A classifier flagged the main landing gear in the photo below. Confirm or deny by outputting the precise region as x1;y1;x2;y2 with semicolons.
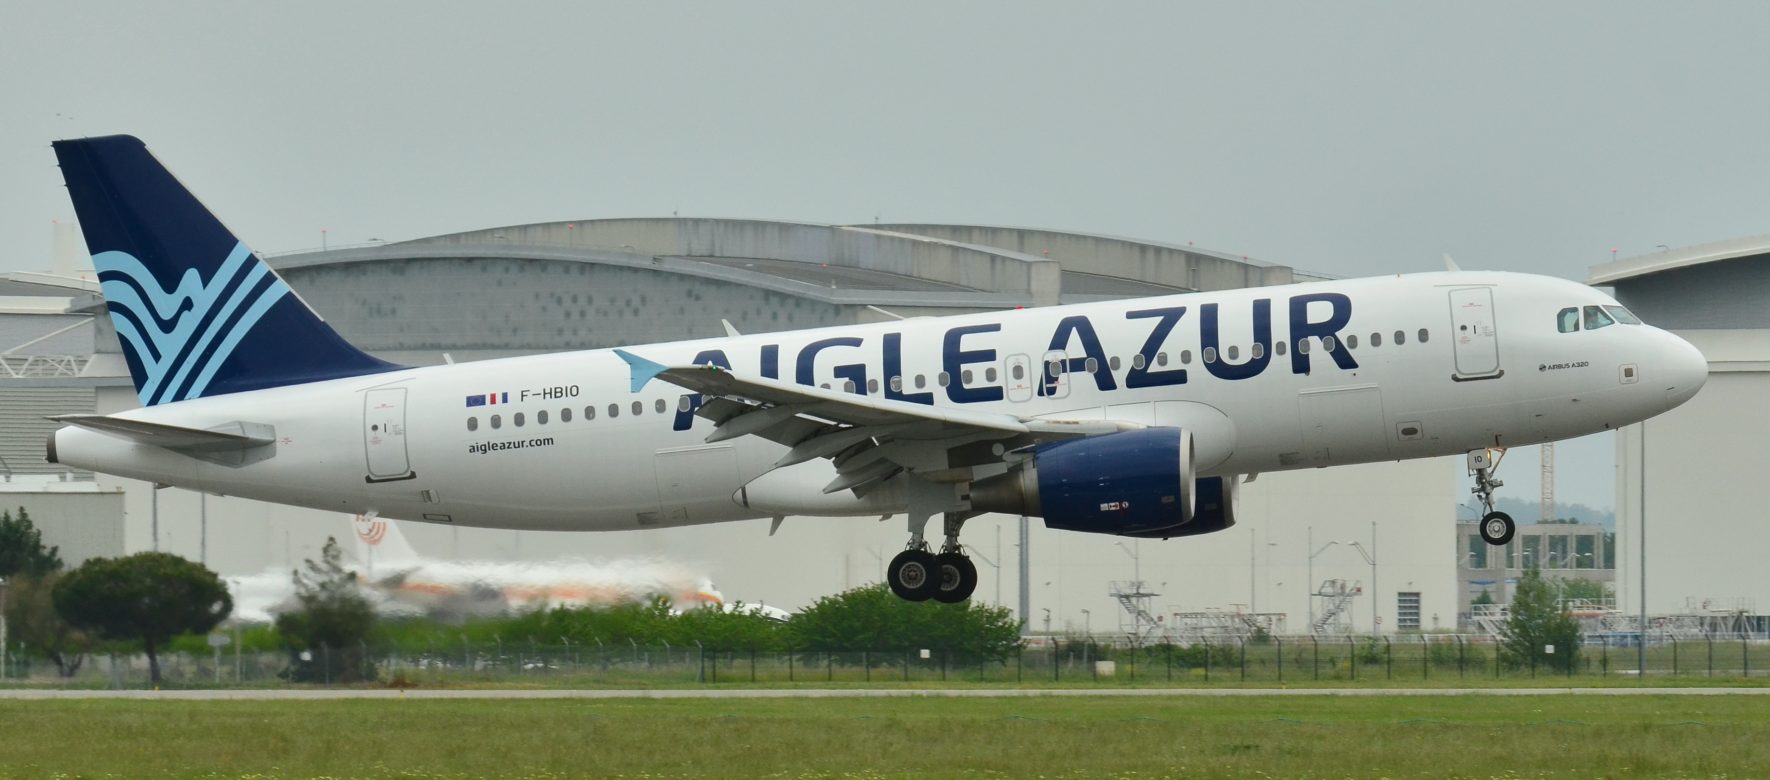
1468;448;1515;546
887;512;979;603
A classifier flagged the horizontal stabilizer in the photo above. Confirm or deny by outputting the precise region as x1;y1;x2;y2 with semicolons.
51;414;275;455
613;349;668;393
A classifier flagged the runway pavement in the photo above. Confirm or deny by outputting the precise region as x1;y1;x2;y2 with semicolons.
4;686;1769;700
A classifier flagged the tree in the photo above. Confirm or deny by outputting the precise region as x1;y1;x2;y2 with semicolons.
3;572;93;677
1556;578;1613;604
276;537;377;683
1500;567;1581;673
0;506;62;578
53;552;232;684
1473;589;1496;606
789;583;1021;662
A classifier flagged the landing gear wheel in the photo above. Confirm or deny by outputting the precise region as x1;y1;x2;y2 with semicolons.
1479;511;1515;546
932;552;978;603
888;549;941;602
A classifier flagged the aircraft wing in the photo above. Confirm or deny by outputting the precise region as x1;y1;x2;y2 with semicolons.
620;351;1137;494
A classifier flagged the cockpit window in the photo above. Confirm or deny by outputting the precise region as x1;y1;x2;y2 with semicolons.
1605;305;1642;325
1557;307;1579;333
1583;305;1616;330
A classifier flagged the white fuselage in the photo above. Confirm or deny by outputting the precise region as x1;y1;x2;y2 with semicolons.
54;271;1706;532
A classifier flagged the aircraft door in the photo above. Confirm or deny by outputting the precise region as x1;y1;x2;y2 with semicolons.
364;387;415;482
1040;350;1070;399
1449;287;1502;380
1005;354;1034;402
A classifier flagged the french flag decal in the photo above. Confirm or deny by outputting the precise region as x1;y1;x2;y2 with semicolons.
466;392;508;407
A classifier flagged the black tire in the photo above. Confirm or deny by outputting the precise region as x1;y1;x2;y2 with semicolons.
888;549;940;601
932;552;979;603
1479;511;1515;546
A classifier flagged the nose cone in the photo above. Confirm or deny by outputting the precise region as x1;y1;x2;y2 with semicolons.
1659;331;1708;410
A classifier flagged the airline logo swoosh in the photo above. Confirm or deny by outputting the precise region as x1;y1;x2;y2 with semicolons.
95;242;290;405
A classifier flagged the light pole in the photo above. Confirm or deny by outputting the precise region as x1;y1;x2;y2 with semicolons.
0;576;8;681
1306;526;1340;631
1081;608;1091;638
1348;537;1378;635
1113;540;1142;587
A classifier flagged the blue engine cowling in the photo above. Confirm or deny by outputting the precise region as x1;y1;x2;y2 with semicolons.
969;428;1237;538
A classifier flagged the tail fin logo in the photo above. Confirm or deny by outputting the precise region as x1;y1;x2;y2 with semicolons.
354;514;389;546
96;241;290;406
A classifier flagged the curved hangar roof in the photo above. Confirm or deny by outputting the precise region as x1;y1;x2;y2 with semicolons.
259;218;1310;361
1589;235;1770;330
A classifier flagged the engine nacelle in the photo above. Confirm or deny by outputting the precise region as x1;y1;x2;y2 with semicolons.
969;428;1199;537
1119;475;1239;539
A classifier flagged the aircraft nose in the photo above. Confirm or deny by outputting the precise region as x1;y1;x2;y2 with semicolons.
1659;331;1708;410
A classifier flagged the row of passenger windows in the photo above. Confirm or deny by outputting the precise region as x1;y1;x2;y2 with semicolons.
1557;305;1642;333
467;397;681;431
464;328;1432;430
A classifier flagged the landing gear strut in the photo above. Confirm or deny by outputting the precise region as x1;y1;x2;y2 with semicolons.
1468;448;1514;546
887;511;978;603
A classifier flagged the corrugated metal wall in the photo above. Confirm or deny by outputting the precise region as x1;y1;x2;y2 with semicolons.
0;387;93;476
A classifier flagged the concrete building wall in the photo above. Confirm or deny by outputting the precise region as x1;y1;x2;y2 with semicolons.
1612;256;1770;330
0;480;125;567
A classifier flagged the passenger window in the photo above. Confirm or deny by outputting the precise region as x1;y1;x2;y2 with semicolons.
1275;341;1286;357
561;408;572;423
1322;336;1337;352
1298;339;1311;355
678;395;691;412
1394;330;1406;345
915;374;927;389
1011;363;1025;380
537;410;548;425
1606;305;1642;325
655;398;667;413
1227;345;1240;360
1181;350;1192;365
1345;335;1358;350
1584;305;1615;330
467;417;478;432
937;372;950;387
608;404;619;418
1251;343;1265;359
585;406;596;421
1084;357;1099;374
985;367;998;382
513;412;525;427
631;401;643;415
1156;352;1168;367
865;378;877;394
1107;357;1120;372
1132;354;1146;370
960;370;973;385
490;414;502;429
890;376;903;392
1417;329;1429;343
843;380;856;393
1203;347;1217;363
1370;332;1382;347
1557;307;1580;333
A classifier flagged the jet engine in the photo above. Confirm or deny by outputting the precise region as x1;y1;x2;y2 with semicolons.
970;428;1237;538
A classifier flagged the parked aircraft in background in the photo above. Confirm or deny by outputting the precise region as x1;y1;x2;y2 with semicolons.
47;136;1707;604
230;514;734;623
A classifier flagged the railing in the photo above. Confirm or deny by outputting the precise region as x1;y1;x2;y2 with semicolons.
5;634;1766;688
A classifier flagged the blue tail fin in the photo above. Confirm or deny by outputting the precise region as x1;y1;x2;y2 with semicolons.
53;135;400;406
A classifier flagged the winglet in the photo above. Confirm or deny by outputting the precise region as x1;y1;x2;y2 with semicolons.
613;349;668;392
721;319;741;338
1442;253;1462;272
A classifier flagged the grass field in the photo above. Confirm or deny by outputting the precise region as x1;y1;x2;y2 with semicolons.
2;694;1766;779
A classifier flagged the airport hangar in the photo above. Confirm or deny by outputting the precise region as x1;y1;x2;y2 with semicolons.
11;218;1478;636
1592;240;1770;629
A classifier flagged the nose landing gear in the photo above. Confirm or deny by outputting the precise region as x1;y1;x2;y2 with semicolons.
886;511;979;602
1468;448;1515;546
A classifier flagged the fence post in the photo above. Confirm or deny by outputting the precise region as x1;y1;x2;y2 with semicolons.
1204;643;1212;682
1421;635;1428;680
1311;635;1319;680
1457;635;1465;678
1384;636;1392;680
1276;637;1283;684
1239;638;1247;682
695;641;704;684
1347;636;1356;681
1495;638;1501;678
1052;642;1059;682
1744;637;1750;678
1707;635;1713;678
1165;644;1172;682
827;653;833;682
1016;647;1022;683
1672;638;1679;677
361;640;370;681
322;643;332;685
941;649;948;682
788;645;794;682
751;648;757;683
863;650;869;683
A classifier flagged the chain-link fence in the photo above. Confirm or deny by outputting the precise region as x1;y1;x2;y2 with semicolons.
3;634;1767;688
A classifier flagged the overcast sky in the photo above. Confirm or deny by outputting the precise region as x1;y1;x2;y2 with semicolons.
7;1;1766;510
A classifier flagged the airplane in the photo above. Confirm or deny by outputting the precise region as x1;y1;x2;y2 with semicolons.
229;513;731;622
44;135;1708;604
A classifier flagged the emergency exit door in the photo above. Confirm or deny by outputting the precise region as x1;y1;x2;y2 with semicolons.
364;387;414;482
1449;287;1502;380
